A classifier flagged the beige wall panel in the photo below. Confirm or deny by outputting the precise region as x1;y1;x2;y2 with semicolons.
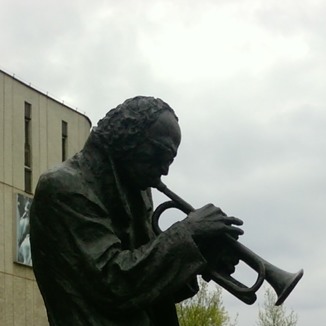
13;276;25;326
70;114;82;157
82;115;92;143
4;274;14;325
75;110;90;154
0;299;4;326
0;183;4;272
3;76;13;186
4;187;13;275
31;95;42;183
0;270;4;300
0;73;4;183
38;96;49;177
0;298;4;326
30;93;41;193
13;264;28;283
25;266;35;281
25;279;34;325
46;103;62;168
65;111;79;157
45;101;91;161
0;272;5;325
33;282;47;325
78;113;92;151
11;84;25;191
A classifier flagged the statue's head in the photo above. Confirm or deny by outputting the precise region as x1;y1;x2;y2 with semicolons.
93;96;181;189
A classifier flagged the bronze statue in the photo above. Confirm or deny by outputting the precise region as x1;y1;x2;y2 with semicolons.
30;96;302;325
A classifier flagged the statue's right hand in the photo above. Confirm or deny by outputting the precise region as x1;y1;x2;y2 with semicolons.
184;204;244;243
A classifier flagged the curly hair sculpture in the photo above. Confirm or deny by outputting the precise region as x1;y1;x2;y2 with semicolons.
93;96;178;160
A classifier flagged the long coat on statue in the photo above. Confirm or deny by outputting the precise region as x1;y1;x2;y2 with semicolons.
30;138;207;326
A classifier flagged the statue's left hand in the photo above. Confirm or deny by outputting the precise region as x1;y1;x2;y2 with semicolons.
200;240;240;277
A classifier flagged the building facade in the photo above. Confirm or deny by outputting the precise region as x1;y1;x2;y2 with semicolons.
0;69;92;325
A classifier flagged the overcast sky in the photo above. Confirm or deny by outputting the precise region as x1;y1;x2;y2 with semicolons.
1;0;325;324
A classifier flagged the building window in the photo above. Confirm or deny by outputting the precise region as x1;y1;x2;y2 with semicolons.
24;169;32;193
24;102;32;193
62;121;68;161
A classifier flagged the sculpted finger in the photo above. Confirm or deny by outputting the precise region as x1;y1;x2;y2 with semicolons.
226;225;244;236
223;216;243;226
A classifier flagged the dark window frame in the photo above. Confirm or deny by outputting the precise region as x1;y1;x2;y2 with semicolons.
62;120;68;161
24;102;32;193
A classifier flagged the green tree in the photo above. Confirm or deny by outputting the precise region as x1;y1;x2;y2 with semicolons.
256;288;298;326
177;278;237;326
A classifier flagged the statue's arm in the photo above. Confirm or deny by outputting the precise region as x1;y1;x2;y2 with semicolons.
31;186;207;314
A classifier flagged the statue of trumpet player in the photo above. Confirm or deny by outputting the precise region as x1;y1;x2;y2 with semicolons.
31;96;259;326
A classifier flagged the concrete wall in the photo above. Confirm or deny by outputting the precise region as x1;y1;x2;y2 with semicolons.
0;70;92;325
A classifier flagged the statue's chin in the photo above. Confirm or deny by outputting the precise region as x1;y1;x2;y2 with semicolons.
139;177;161;190
150;177;162;188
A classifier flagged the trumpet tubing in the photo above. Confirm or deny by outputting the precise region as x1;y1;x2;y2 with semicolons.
153;181;303;305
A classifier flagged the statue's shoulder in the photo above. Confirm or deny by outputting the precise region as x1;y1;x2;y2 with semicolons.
36;156;82;195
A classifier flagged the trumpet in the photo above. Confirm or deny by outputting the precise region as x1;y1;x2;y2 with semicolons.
153;181;303;305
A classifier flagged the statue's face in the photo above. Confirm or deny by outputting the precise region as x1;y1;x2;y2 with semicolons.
123;111;181;190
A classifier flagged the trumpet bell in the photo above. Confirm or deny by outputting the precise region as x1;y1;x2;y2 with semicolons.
264;262;304;306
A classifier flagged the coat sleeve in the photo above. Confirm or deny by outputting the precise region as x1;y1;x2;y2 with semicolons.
31;174;207;314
